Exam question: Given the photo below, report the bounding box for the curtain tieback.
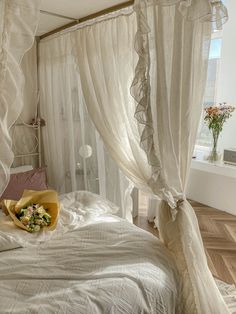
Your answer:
[177,198,185,207]
[170,198,186,221]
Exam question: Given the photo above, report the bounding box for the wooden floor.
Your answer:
[134,199,236,285]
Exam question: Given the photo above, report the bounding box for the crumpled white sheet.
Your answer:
[0,191,119,249]
[0,191,179,314]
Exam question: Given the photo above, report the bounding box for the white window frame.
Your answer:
[195,30,223,154]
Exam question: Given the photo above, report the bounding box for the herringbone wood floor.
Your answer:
[134,198,236,285]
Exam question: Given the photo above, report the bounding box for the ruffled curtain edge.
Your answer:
[130,0,228,210]
[133,0,228,30]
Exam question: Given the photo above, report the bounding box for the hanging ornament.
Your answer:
[79,145,93,159]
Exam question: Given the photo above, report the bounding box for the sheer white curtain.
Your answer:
[73,1,235,313]
[39,34,133,221]
[0,0,40,196]
[72,11,154,195]
[132,0,232,313]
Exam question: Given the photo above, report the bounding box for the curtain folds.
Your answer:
[72,12,154,195]
[1,1,234,312]
[0,0,41,197]
[39,34,133,221]
[132,0,233,313]
[39,1,235,312]
[69,8,235,312]
[137,0,228,29]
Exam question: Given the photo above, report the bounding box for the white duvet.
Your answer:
[0,191,179,314]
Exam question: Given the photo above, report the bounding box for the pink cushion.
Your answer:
[0,168,48,201]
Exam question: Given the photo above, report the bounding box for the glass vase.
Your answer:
[208,131,221,162]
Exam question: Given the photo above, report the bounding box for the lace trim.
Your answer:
[206,0,228,30]
[134,0,228,30]
[130,0,161,178]
[130,0,185,210]
[179,0,228,30]
[130,1,176,209]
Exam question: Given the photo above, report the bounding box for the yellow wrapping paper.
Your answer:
[3,190,60,232]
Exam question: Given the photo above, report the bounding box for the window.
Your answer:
[196,31,223,148]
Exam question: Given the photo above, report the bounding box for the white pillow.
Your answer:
[10,165,33,174]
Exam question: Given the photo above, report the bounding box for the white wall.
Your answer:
[217,0,236,151]
[187,162,236,216]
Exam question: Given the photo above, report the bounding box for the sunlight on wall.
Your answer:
[217,0,236,151]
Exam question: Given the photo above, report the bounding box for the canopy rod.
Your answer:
[40,10,78,21]
[40,0,134,40]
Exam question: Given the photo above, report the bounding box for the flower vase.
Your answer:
[208,131,221,162]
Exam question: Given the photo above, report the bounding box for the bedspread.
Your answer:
[0,191,179,314]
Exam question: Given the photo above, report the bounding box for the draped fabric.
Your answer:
[132,0,233,313]
[72,12,154,196]
[39,34,133,221]
[0,0,41,197]
[71,0,235,313]
[1,2,235,313]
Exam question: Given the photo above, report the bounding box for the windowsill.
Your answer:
[188,147,236,216]
[191,157,236,179]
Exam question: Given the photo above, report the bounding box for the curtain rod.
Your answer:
[39,0,134,40]
[40,10,78,21]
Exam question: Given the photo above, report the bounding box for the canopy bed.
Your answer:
[0,0,236,313]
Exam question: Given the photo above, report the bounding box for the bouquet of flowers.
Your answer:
[16,204,51,233]
[3,190,59,233]
[204,103,235,161]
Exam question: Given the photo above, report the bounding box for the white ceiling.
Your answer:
[37,0,129,36]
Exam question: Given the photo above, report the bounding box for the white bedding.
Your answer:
[0,191,179,314]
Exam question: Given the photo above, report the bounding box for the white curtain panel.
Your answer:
[72,12,155,195]
[0,0,41,197]
[39,34,95,193]
[132,0,233,313]
[95,134,134,221]
[39,34,133,221]
[71,0,235,313]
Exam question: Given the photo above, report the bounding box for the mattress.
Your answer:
[0,191,179,314]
